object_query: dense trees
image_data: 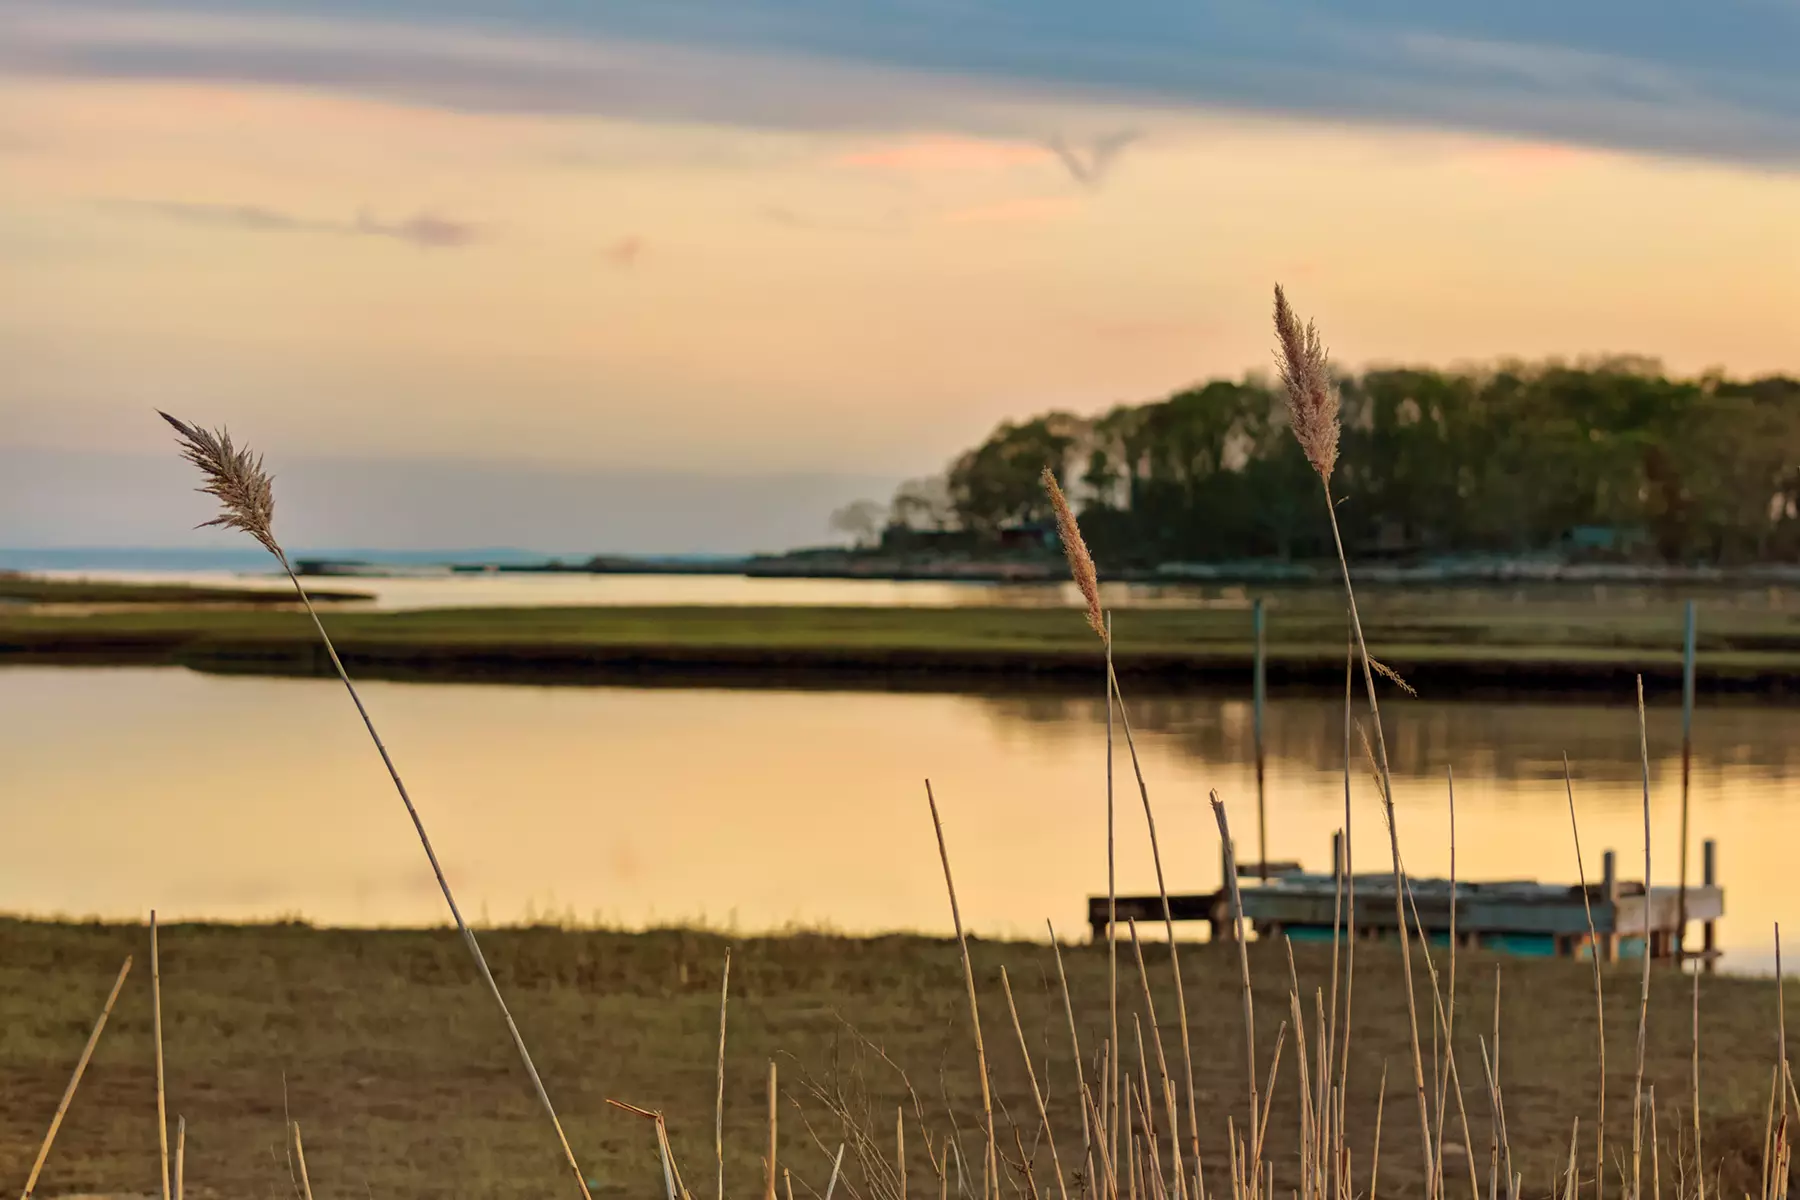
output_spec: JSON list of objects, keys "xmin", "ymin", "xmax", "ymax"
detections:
[{"xmin": 881, "ymin": 361, "xmax": 1800, "ymax": 566}]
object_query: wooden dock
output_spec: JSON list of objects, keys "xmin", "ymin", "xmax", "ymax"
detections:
[{"xmin": 1088, "ymin": 837, "xmax": 1723, "ymax": 966}]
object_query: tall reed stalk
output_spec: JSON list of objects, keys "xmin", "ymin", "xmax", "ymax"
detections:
[
  {"xmin": 159, "ymin": 413, "xmax": 593, "ymax": 1199},
  {"xmin": 1273, "ymin": 285, "xmax": 1435, "ymax": 1194}
]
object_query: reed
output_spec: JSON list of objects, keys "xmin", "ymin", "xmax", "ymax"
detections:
[
  {"xmin": 1274, "ymin": 284, "xmax": 1436, "ymax": 1195},
  {"xmin": 719, "ymin": 949, "xmax": 731, "ymax": 1200},
  {"xmin": 292, "ymin": 1122, "xmax": 316, "ymax": 1200},
  {"xmin": 18, "ymin": 956, "xmax": 132, "ymax": 1200},
  {"xmin": 152, "ymin": 910, "xmax": 171, "ymax": 1200},
  {"xmin": 159, "ymin": 411, "xmax": 594, "ymax": 1200},
  {"xmin": 927, "ymin": 780, "xmax": 997, "ymax": 1200}
]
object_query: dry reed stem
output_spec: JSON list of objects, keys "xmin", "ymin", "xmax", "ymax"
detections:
[
  {"xmin": 1048, "ymin": 922, "xmax": 1100, "ymax": 1198},
  {"xmin": 1492, "ymin": 973, "xmax": 1514, "ymax": 1200},
  {"xmin": 825, "ymin": 1144, "xmax": 846, "ymax": 1200},
  {"xmin": 1272, "ymin": 285, "xmax": 1339, "ymax": 481},
  {"xmin": 161, "ymin": 411, "xmax": 594, "ymax": 1200},
  {"xmin": 768, "ymin": 1061, "xmax": 779, "ymax": 1200},
  {"xmin": 18, "ymin": 955, "xmax": 132, "ymax": 1200},
  {"xmin": 927, "ymin": 781, "xmax": 998, "ymax": 1200},
  {"xmin": 1126, "ymin": 920, "xmax": 1187, "ymax": 1200},
  {"xmin": 1042, "ymin": 467, "xmax": 1105, "ymax": 642},
  {"xmin": 174, "ymin": 1117, "xmax": 185, "ymax": 1200},
  {"xmin": 1564, "ymin": 1118, "xmax": 1581, "ymax": 1200},
  {"xmin": 1396, "ymin": 865, "xmax": 1482, "ymax": 1200},
  {"xmin": 1633, "ymin": 678, "xmax": 1653, "ymax": 1200},
  {"xmin": 1309, "ymin": 455, "xmax": 1435, "ymax": 1193},
  {"xmin": 1436, "ymin": 770, "xmax": 1460, "ymax": 1199},
  {"xmin": 1210, "ymin": 795, "xmax": 1259, "ymax": 1161},
  {"xmin": 1650, "ymin": 1088, "xmax": 1661, "ymax": 1200},
  {"xmin": 1282, "ymin": 944, "xmax": 1315, "ymax": 1197},
  {"xmin": 604, "ymin": 1100, "xmax": 686, "ymax": 1200},
  {"xmin": 1780, "ymin": 925, "xmax": 1790, "ymax": 1135},
  {"xmin": 1764, "ymin": 1066, "xmax": 1780, "ymax": 1200},
  {"xmin": 1003, "ymin": 967, "xmax": 1070, "ymax": 1200},
  {"xmin": 1693, "ymin": 965, "xmax": 1704, "ymax": 1200},
  {"xmin": 1475, "ymin": 1038, "xmax": 1506, "ymax": 1200},
  {"xmin": 1337, "ymin": 638, "xmax": 1357, "ymax": 1128},
  {"xmin": 1106, "ymin": 622, "xmax": 1120, "ymax": 1186},
  {"xmin": 1564, "ymin": 754, "xmax": 1608, "ymax": 1200},
  {"xmin": 1108, "ymin": 667, "xmax": 1201, "ymax": 1198},
  {"xmin": 1252, "ymin": 1022, "xmax": 1288, "ymax": 1194},
  {"xmin": 292, "ymin": 1123, "xmax": 315, "ymax": 1200},
  {"xmin": 1371, "ymin": 1061, "xmax": 1389, "ymax": 1200},
  {"xmin": 718, "ymin": 949, "xmax": 731, "ymax": 1200},
  {"xmin": 153, "ymin": 911, "xmax": 171, "ymax": 1200},
  {"xmin": 899, "ymin": 1106, "xmax": 910, "ymax": 1200}
]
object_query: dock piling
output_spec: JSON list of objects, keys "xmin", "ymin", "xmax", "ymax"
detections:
[{"xmin": 1677, "ymin": 599, "xmax": 1697, "ymax": 959}]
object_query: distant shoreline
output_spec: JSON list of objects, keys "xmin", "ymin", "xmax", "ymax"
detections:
[{"xmin": 6, "ymin": 599, "xmax": 1800, "ymax": 697}]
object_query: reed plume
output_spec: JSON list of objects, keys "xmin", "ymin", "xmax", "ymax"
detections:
[
  {"xmin": 1042, "ymin": 466, "xmax": 1105, "ymax": 642},
  {"xmin": 159, "ymin": 414, "xmax": 280, "ymax": 557},
  {"xmin": 159, "ymin": 411, "xmax": 594, "ymax": 1200},
  {"xmin": 1272, "ymin": 284, "xmax": 1340, "ymax": 482}
]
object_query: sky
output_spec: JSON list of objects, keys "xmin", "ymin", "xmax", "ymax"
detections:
[{"xmin": 3, "ymin": 1, "xmax": 1798, "ymax": 554}]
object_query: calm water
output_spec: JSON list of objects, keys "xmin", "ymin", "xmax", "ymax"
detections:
[
  {"xmin": 32, "ymin": 568, "xmax": 1245, "ymax": 611},
  {"xmin": 3, "ymin": 664, "xmax": 1796, "ymax": 973}
]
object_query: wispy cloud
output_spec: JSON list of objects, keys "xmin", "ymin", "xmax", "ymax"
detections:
[{"xmin": 102, "ymin": 199, "xmax": 482, "ymax": 248}]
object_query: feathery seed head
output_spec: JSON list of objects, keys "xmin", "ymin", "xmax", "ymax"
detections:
[
  {"xmin": 1041, "ymin": 466, "xmax": 1106, "ymax": 643},
  {"xmin": 159, "ymin": 411, "xmax": 281, "ymax": 558},
  {"xmin": 1272, "ymin": 284, "xmax": 1340, "ymax": 481}
]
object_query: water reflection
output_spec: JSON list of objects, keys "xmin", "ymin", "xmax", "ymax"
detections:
[
  {"xmin": 2, "ymin": 666, "xmax": 1795, "ymax": 973},
  {"xmin": 978, "ymin": 692, "xmax": 1800, "ymax": 783}
]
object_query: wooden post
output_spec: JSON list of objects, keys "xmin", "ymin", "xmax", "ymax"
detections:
[
  {"xmin": 1702, "ymin": 838, "xmax": 1718, "ymax": 974},
  {"xmin": 1601, "ymin": 849, "xmax": 1619, "ymax": 963},
  {"xmin": 1253, "ymin": 597, "xmax": 1268, "ymax": 882},
  {"xmin": 1677, "ymin": 599, "xmax": 1696, "ymax": 959}
]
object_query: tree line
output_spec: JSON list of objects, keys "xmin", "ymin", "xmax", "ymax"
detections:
[{"xmin": 842, "ymin": 359, "xmax": 1800, "ymax": 566}]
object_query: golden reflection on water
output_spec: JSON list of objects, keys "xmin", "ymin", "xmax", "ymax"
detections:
[{"xmin": 2, "ymin": 666, "xmax": 1795, "ymax": 972}]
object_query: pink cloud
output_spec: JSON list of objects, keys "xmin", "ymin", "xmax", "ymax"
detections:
[{"xmin": 837, "ymin": 134, "xmax": 1054, "ymax": 173}]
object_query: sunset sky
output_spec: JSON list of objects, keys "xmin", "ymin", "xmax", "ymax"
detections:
[{"xmin": 4, "ymin": 1, "xmax": 1798, "ymax": 553}]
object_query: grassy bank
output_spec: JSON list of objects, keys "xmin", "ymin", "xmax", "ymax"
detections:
[
  {"xmin": 0, "ymin": 575, "xmax": 371, "ymax": 606},
  {"xmin": 4, "ymin": 593, "xmax": 1800, "ymax": 693},
  {"xmin": 0, "ymin": 919, "xmax": 1789, "ymax": 1200}
]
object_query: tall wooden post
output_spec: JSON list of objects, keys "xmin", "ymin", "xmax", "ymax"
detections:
[
  {"xmin": 1677, "ymin": 599, "xmax": 1696, "ymax": 959},
  {"xmin": 1253, "ymin": 596, "xmax": 1268, "ymax": 882}
]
